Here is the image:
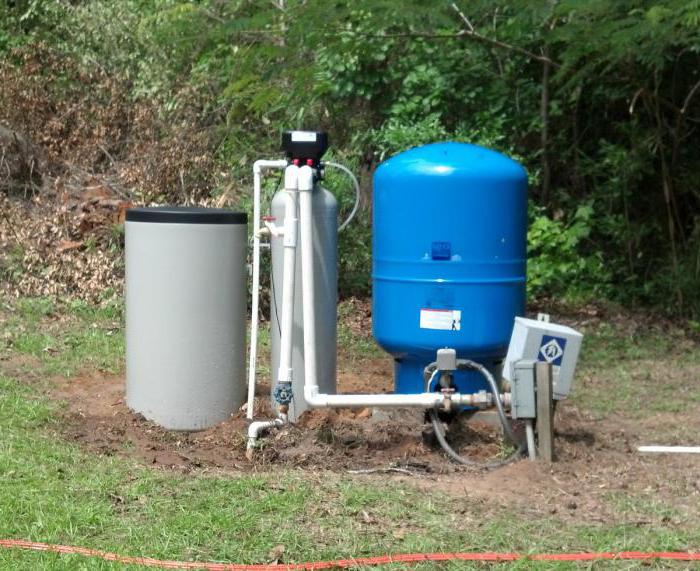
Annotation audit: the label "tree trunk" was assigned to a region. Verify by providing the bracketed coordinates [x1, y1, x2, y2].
[540, 48, 551, 207]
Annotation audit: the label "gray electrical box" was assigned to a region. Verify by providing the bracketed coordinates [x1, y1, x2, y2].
[436, 348, 457, 371]
[503, 317, 583, 400]
[510, 360, 536, 419]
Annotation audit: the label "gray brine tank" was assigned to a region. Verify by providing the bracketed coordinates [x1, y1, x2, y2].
[270, 186, 338, 421]
[125, 206, 247, 430]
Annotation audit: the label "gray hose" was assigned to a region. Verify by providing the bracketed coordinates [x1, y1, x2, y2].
[430, 410, 525, 469]
[324, 161, 360, 232]
[456, 359, 519, 446]
[428, 359, 525, 468]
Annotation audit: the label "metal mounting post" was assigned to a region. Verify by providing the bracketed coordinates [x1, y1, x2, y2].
[536, 361, 554, 462]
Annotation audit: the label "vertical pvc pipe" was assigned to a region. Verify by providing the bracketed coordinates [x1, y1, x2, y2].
[247, 167, 263, 419]
[276, 165, 300, 386]
[247, 160, 287, 420]
[298, 165, 320, 397]
[525, 419, 537, 460]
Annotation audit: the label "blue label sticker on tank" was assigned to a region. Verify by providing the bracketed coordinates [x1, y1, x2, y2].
[431, 241, 451, 260]
[538, 335, 567, 366]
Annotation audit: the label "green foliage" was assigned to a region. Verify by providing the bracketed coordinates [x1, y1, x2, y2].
[2, 0, 700, 312]
[372, 114, 448, 160]
[0, 243, 25, 285]
[528, 203, 612, 300]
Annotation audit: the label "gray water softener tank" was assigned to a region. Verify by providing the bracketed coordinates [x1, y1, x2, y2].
[270, 186, 338, 421]
[125, 206, 247, 430]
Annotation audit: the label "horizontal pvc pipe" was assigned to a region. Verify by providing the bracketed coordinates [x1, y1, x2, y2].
[638, 446, 700, 454]
[253, 159, 288, 174]
[304, 386, 494, 409]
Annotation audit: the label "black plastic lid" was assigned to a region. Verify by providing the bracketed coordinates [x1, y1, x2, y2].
[126, 206, 247, 225]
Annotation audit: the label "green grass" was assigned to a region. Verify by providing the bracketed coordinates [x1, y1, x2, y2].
[0, 298, 699, 569]
[573, 322, 700, 418]
[1, 372, 695, 570]
[1, 298, 124, 376]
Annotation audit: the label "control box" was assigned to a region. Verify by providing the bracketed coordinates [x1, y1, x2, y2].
[510, 359, 536, 419]
[503, 317, 583, 400]
[281, 131, 328, 167]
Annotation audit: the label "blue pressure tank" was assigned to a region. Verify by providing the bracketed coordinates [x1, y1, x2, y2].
[372, 142, 527, 397]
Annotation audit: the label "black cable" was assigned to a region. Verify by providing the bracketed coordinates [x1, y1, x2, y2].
[268, 171, 284, 336]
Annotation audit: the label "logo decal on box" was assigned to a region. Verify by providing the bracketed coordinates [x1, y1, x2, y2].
[538, 335, 566, 366]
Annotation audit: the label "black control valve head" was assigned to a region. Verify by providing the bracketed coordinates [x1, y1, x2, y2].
[281, 130, 328, 168]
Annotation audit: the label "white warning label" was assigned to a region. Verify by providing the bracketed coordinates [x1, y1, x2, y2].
[419, 309, 461, 331]
[291, 131, 317, 142]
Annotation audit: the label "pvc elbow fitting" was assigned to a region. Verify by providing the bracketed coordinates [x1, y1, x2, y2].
[304, 385, 327, 408]
[298, 165, 314, 191]
[284, 164, 300, 191]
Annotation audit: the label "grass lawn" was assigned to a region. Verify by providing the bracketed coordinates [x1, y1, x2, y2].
[0, 298, 699, 569]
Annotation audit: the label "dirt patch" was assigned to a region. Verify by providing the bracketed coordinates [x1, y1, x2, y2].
[52, 367, 470, 474]
[51, 363, 528, 475]
[48, 360, 700, 524]
[0, 352, 41, 379]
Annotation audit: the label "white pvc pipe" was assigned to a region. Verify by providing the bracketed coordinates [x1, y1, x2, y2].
[246, 159, 287, 420]
[276, 165, 300, 386]
[303, 385, 493, 408]
[638, 446, 700, 454]
[246, 415, 287, 453]
[297, 165, 320, 402]
[525, 419, 537, 460]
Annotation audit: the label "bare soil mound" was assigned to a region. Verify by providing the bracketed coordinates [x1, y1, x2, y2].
[49, 361, 700, 523]
[52, 369, 506, 475]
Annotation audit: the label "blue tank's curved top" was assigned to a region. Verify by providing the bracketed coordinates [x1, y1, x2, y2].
[372, 141, 528, 398]
[375, 142, 527, 185]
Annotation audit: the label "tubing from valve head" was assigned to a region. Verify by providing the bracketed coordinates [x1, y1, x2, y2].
[323, 161, 361, 232]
